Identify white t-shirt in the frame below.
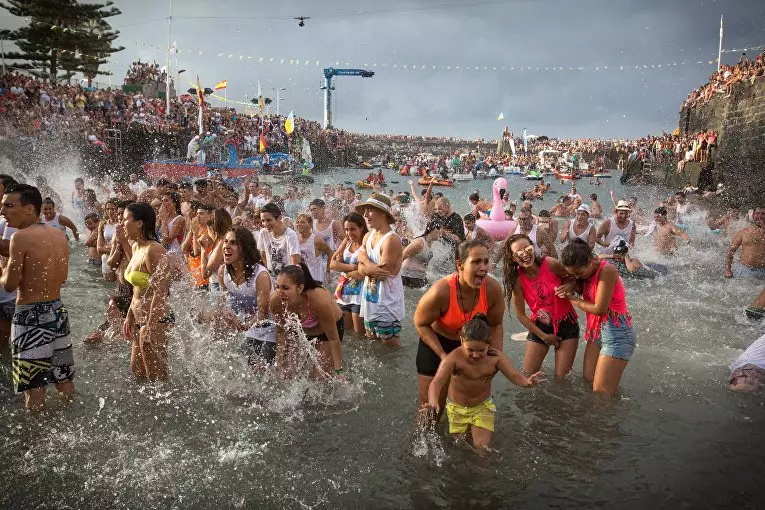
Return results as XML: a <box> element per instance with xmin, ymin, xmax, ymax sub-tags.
<box><xmin>257</xmin><ymin>227</ymin><xmax>300</xmax><ymax>278</ymax></box>
<box><xmin>129</xmin><ymin>180</ymin><xmax>148</xmax><ymax>195</ymax></box>
<box><xmin>730</xmin><ymin>334</ymin><xmax>765</xmax><ymax>371</ymax></box>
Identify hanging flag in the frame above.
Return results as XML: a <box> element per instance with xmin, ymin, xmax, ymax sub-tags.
<box><xmin>257</xmin><ymin>81</ymin><xmax>264</xmax><ymax>110</ymax></box>
<box><xmin>259</xmin><ymin>133</ymin><xmax>268</xmax><ymax>153</ymax></box>
<box><xmin>497</xmin><ymin>113</ymin><xmax>504</xmax><ymax>121</ymax></box>
<box><xmin>215</xmin><ymin>80</ymin><xmax>227</xmax><ymax>90</ymax></box>
<box><xmin>170</xmin><ymin>40</ymin><xmax>177</xmax><ymax>54</ymax></box>
<box><xmin>284</xmin><ymin>110</ymin><xmax>295</xmax><ymax>135</ymax></box>
<box><xmin>196</xmin><ymin>75</ymin><xmax>204</xmax><ymax>104</ymax></box>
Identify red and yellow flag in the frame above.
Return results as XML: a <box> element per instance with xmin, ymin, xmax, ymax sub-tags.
<box><xmin>215</xmin><ymin>80</ymin><xmax>227</xmax><ymax>90</ymax></box>
<box><xmin>259</xmin><ymin>133</ymin><xmax>267</xmax><ymax>153</ymax></box>
<box><xmin>196</xmin><ymin>75</ymin><xmax>204</xmax><ymax>105</ymax></box>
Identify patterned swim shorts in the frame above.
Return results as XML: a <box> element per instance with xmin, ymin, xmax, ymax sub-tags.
<box><xmin>363</xmin><ymin>320</ymin><xmax>402</xmax><ymax>341</ymax></box>
<box><xmin>12</xmin><ymin>299</ymin><xmax>74</xmax><ymax>393</ymax></box>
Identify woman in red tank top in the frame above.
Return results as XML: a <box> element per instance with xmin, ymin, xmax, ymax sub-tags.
<box><xmin>558</xmin><ymin>239</ymin><xmax>635</xmax><ymax>397</ymax></box>
<box><xmin>502</xmin><ymin>234</ymin><xmax>580</xmax><ymax>379</ymax></box>
<box><xmin>413</xmin><ymin>239</ymin><xmax>505</xmax><ymax>414</ymax></box>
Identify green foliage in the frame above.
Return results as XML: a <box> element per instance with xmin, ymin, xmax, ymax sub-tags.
<box><xmin>0</xmin><ymin>0</ymin><xmax>124</xmax><ymax>83</ymax></box>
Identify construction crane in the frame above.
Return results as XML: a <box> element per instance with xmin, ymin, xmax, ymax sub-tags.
<box><xmin>321</xmin><ymin>67</ymin><xmax>374</xmax><ymax>129</ymax></box>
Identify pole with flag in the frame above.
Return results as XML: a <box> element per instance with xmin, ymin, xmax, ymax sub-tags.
<box><xmin>284</xmin><ymin>110</ymin><xmax>295</xmax><ymax>135</ymax></box>
<box><xmin>717</xmin><ymin>14</ymin><xmax>723</xmax><ymax>72</ymax></box>
<box><xmin>196</xmin><ymin>75</ymin><xmax>204</xmax><ymax>135</ymax></box>
<box><xmin>257</xmin><ymin>81</ymin><xmax>264</xmax><ymax>113</ymax></box>
<box><xmin>215</xmin><ymin>80</ymin><xmax>228</xmax><ymax>107</ymax></box>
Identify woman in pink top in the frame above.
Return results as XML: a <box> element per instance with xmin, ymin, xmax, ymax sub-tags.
<box><xmin>502</xmin><ymin>234</ymin><xmax>580</xmax><ymax>378</ymax></box>
<box><xmin>557</xmin><ymin>239</ymin><xmax>635</xmax><ymax>397</ymax></box>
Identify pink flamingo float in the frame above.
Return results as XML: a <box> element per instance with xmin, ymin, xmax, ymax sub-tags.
<box><xmin>476</xmin><ymin>177</ymin><xmax>517</xmax><ymax>240</ymax></box>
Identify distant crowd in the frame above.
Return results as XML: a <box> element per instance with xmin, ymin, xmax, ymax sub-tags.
<box><xmin>683</xmin><ymin>50</ymin><xmax>765</xmax><ymax>109</ymax></box>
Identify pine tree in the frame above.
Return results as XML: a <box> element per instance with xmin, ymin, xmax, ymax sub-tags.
<box><xmin>0</xmin><ymin>0</ymin><xmax>123</xmax><ymax>83</ymax></box>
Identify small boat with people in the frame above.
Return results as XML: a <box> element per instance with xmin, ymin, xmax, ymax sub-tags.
<box><xmin>418</xmin><ymin>176</ymin><xmax>454</xmax><ymax>187</ymax></box>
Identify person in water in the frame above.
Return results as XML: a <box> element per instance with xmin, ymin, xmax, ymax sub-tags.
<box><xmin>295</xmin><ymin>213</ymin><xmax>334</xmax><ymax>285</ymax></box>
<box><xmin>40</xmin><ymin>198</ymin><xmax>79</xmax><ymax>241</ymax></box>
<box><xmin>746</xmin><ymin>287</ymin><xmax>765</xmax><ymax>323</ymax></box>
<box><xmin>414</xmin><ymin>239</ymin><xmax>505</xmax><ymax>416</ymax></box>
<box><xmin>557</xmin><ymin>239</ymin><xmax>636</xmax><ymax>397</ymax></box>
<box><xmin>216</xmin><ymin>227</ymin><xmax>275</xmax><ymax>365</ymax></box>
<box><xmin>729</xmin><ymin>333</ymin><xmax>765</xmax><ymax>392</ymax></box>
<box><xmin>503</xmin><ymin>234</ymin><xmax>580</xmax><ymax>378</ymax></box>
<box><xmin>121</xmin><ymin>202</ymin><xmax>173</xmax><ymax>382</ymax></box>
<box><xmin>647</xmin><ymin>206</ymin><xmax>690</xmax><ymax>256</ymax></box>
<box><xmin>1</xmin><ymin>184</ymin><xmax>72</xmax><ymax>411</ymax></box>
<box><xmin>724</xmin><ymin>206</ymin><xmax>765</xmax><ymax>280</ymax></box>
<box><xmin>330</xmin><ymin>213</ymin><xmax>368</xmax><ymax>336</ymax></box>
<box><xmin>596</xmin><ymin>200</ymin><xmax>636</xmax><ymax>254</ymax></box>
<box><xmin>270</xmin><ymin>263</ymin><xmax>344</xmax><ymax>380</ymax></box>
<box><xmin>600</xmin><ymin>240</ymin><xmax>667</xmax><ymax>279</ymax></box>
<box><xmin>357</xmin><ymin>193</ymin><xmax>405</xmax><ymax>346</ymax></box>
<box><xmin>420</xmin><ymin>315</ymin><xmax>543</xmax><ymax>449</ymax></box>
<box><xmin>401</xmin><ymin>226</ymin><xmax>439</xmax><ymax>289</ymax></box>
<box><xmin>560</xmin><ymin>204</ymin><xmax>596</xmax><ymax>249</ymax></box>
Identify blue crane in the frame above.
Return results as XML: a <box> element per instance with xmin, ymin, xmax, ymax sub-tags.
<box><xmin>322</xmin><ymin>67</ymin><xmax>375</xmax><ymax>129</ymax></box>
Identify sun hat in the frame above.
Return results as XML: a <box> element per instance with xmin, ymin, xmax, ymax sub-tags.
<box><xmin>356</xmin><ymin>192</ymin><xmax>395</xmax><ymax>223</ymax></box>
<box><xmin>576</xmin><ymin>204</ymin><xmax>591</xmax><ymax>214</ymax></box>
<box><xmin>615</xmin><ymin>200</ymin><xmax>632</xmax><ymax>211</ymax></box>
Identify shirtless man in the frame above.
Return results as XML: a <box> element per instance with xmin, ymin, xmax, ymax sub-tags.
<box><xmin>0</xmin><ymin>184</ymin><xmax>72</xmax><ymax>411</ymax></box>
<box><xmin>596</xmin><ymin>200</ymin><xmax>637</xmax><ymax>254</ymax></box>
<box><xmin>725</xmin><ymin>207</ymin><xmax>765</xmax><ymax>280</ymax></box>
<box><xmin>589</xmin><ymin>193</ymin><xmax>602</xmax><ymax>219</ymax></box>
<box><xmin>649</xmin><ymin>206</ymin><xmax>690</xmax><ymax>255</ymax></box>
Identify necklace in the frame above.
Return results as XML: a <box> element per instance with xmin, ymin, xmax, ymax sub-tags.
<box><xmin>456</xmin><ymin>277</ymin><xmax>479</xmax><ymax>325</ymax></box>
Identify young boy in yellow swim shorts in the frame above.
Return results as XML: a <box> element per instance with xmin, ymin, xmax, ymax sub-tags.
<box><xmin>421</xmin><ymin>314</ymin><xmax>544</xmax><ymax>449</ymax></box>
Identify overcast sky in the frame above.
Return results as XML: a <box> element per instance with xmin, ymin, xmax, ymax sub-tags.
<box><xmin>2</xmin><ymin>0</ymin><xmax>764</xmax><ymax>138</ymax></box>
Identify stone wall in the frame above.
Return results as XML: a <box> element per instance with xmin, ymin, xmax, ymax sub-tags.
<box><xmin>679</xmin><ymin>79</ymin><xmax>765</xmax><ymax>207</ymax></box>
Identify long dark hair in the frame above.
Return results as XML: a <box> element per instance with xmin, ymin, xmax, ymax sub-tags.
<box><xmin>343</xmin><ymin>212</ymin><xmax>368</xmax><ymax>242</ymax></box>
<box><xmin>163</xmin><ymin>191</ymin><xmax>182</xmax><ymax>216</ymax></box>
<box><xmin>560</xmin><ymin>238</ymin><xmax>595</xmax><ymax>268</ymax></box>
<box><xmin>212</xmin><ymin>208</ymin><xmax>232</xmax><ymax>238</ymax></box>
<box><xmin>126</xmin><ymin>201</ymin><xmax>158</xmax><ymax>241</ymax></box>
<box><xmin>454</xmin><ymin>238</ymin><xmax>490</xmax><ymax>270</ymax></box>
<box><xmin>225</xmin><ymin>226</ymin><xmax>262</xmax><ymax>281</ymax></box>
<box><xmin>279</xmin><ymin>263</ymin><xmax>320</xmax><ymax>292</ymax></box>
<box><xmin>501</xmin><ymin>234</ymin><xmax>543</xmax><ymax>309</ymax></box>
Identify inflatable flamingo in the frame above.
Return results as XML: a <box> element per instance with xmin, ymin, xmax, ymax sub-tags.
<box><xmin>476</xmin><ymin>177</ymin><xmax>517</xmax><ymax>240</ymax></box>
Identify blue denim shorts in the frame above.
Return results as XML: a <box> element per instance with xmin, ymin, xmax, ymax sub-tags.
<box><xmin>597</xmin><ymin>315</ymin><xmax>636</xmax><ymax>361</ymax></box>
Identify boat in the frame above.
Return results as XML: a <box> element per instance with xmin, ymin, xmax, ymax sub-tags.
<box><xmin>554</xmin><ymin>171</ymin><xmax>580</xmax><ymax>180</ymax></box>
<box><xmin>502</xmin><ymin>166</ymin><xmax>523</xmax><ymax>175</ymax></box>
<box><xmin>356</xmin><ymin>181</ymin><xmax>375</xmax><ymax>189</ymax></box>
<box><xmin>418</xmin><ymin>177</ymin><xmax>454</xmax><ymax>187</ymax></box>
<box><xmin>525</xmin><ymin>171</ymin><xmax>543</xmax><ymax>181</ymax></box>
<box><xmin>144</xmin><ymin>142</ymin><xmax>305</xmax><ymax>183</ymax></box>
<box><xmin>450</xmin><ymin>173</ymin><xmax>474</xmax><ymax>181</ymax></box>
<box><xmin>593</xmin><ymin>173</ymin><xmax>612</xmax><ymax>178</ymax></box>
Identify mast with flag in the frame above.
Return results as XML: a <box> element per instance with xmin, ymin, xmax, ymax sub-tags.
<box><xmin>215</xmin><ymin>79</ymin><xmax>228</xmax><ymax>106</ymax></box>
<box><xmin>196</xmin><ymin>75</ymin><xmax>204</xmax><ymax>135</ymax></box>
<box><xmin>257</xmin><ymin>81</ymin><xmax>264</xmax><ymax>113</ymax></box>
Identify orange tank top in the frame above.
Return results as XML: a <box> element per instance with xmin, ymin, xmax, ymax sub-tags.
<box><xmin>435</xmin><ymin>273</ymin><xmax>489</xmax><ymax>337</ymax></box>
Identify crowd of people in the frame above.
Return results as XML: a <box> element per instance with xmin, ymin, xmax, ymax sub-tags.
<box><xmin>123</xmin><ymin>61</ymin><xmax>169</xmax><ymax>87</ymax></box>
<box><xmin>0</xmin><ymin>166</ymin><xmax>761</xmax><ymax>452</ymax></box>
<box><xmin>683</xmin><ymin>50</ymin><xmax>765</xmax><ymax>109</ymax></box>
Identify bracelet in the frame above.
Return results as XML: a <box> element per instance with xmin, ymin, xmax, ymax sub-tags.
<box><xmin>334</xmin><ymin>368</ymin><xmax>344</xmax><ymax>375</ymax></box>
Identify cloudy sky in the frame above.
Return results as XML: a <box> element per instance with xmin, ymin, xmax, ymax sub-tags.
<box><xmin>3</xmin><ymin>0</ymin><xmax>764</xmax><ymax>138</ymax></box>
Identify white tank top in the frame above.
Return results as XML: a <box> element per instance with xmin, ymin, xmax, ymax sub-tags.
<box><xmin>568</xmin><ymin>220</ymin><xmax>592</xmax><ymax>243</ymax></box>
<box><xmin>514</xmin><ymin>224</ymin><xmax>542</xmax><ymax>256</ymax></box>
<box><xmin>602</xmin><ymin>217</ymin><xmax>634</xmax><ymax>251</ymax></box>
<box><xmin>103</xmin><ymin>222</ymin><xmax>116</xmax><ymax>244</ymax></box>
<box><xmin>299</xmin><ymin>233</ymin><xmax>325</xmax><ymax>283</ymax></box>
<box><xmin>223</xmin><ymin>264</ymin><xmax>275</xmax><ymax>342</ymax></box>
<box><xmin>361</xmin><ymin>229</ymin><xmax>405</xmax><ymax>323</ymax></box>
<box><xmin>0</xmin><ymin>219</ymin><xmax>17</xmax><ymax>303</ymax></box>
<box><xmin>313</xmin><ymin>219</ymin><xmax>335</xmax><ymax>250</ymax></box>
<box><xmin>43</xmin><ymin>213</ymin><xmax>66</xmax><ymax>233</ymax></box>
<box><xmin>166</xmin><ymin>215</ymin><xmax>183</xmax><ymax>254</ymax></box>
<box><xmin>465</xmin><ymin>226</ymin><xmax>478</xmax><ymax>240</ymax></box>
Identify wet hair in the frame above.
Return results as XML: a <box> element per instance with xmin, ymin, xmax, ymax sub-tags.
<box><xmin>84</xmin><ymin>212</ymin><xmax>100</xmax><ymax>223</ymax></box>
<box><xmin>6</xmin><ymin>183</ymin><xmax>42</xmax><ymax>216</ymax></box>
<box><xmin>279</xmin><ymin>263</ymin><xmax>320</xmax><ymax>291</ymax></box>
<box><xmin>455</xmin><ymin>238</ymin><xmax>490</xmax><ymax>266</ymax></box>
<box><xmin>156</xmin><ymin>178</ymin><xmax>171</xmax><ymax>188</ymax></box>
<box><xmin>433</xmin><ymin>192</ymin><xmax>444</xmax><ymax>199</ymax></box>
<box><xmin>539</xmin><ymin>210</ymin><xmax>551</xmax><ymax>218</ymax></box>
<box><xmin>179</xmin><ymin>181</ymin><xmax>193</xmax><ymax>190</ymax></box>
<box><xmin>589</xmin><ymin>193</ymin><xmax>598</xmax><ymax>200</ymax></box>
<box><xmin>343</xmin><ymin>212</ymin><xmax>368</xmax><ymax>239</ymax></box>
<box><xmin>559</xmin><ymin>238</ymin><xmax>595</xmax><ymax>268</ymax></box>
<box><xmin>469</xmin><ymin>192</ymin><xmax>480</xmax><ymax>202</ymax></box>
<box><xmin>126</xmin><ymin>201</ymin><xmax>158</xmax><ymax>241</ymax></box>
<box><xmin>212</xmin><ymin>208</ymin><xmax>233</xmax><ymax>238</ymax></box>
<box><xmin>42</xmin><ymin>197</ymin><xmax>55</xmax><ymax>207</ymax></box>
<box><xmin>463</xmin><ymin>213</ymin><xmax>476</xmax><ymax>222</ymax></box>
<box><xmin>194</xmin><ymin>179</ymin><xmax>208</xmax><ymax>190</ymax></box>
<box><xmin>163</xmin><ymin>191</ymin><xmax>182</xmax><ymax>216</ymax></box>
<box><xmin>675</xmin><ymin>191</ymin><xmax>685</xmax><ymax>197</ymax></box>
<box><xmin>613</xmin><ymin>239</ymin><xmax>629</xmax><ymax>255</ymax></box>
<box><xmin>295</xmin><ymin>212</ymin><xmax>313</xmax><ymax>227</ymax></box>
<box><xmin>225</xmin><ymin>226</ymin><xmax>262</xmax><ymax>281</ymax></box>
<box><xmin>261</xmin><ymin>202</ymin><xmax>282</xmax><ymax>219</ymax></box>
<box><xmin>655</xmin><ymin>206</ymin><xmax>668</xmax><ymax>216</ymax></box>
<box><xmin>460</xmin><ymin>314</ymin><xmax>491</xmax><ymax>344</ymax></box>
<box><xmin>197</xmin><ymin>202</ymin><xmax>215</xmax><ymax>212</ymax></box>
<box><xmin>74</xmin><ymin>177</ymin><xmax>84</xmax><ymax>184</ymax></box>
<box><xmin>309</xmin><ymin>198</ymin><xmax>326</xmax><ymax>208</ymax></box>
<box><xmin>501</xmin><ymin>233</ymin><xmax>542</xmax><ymax>306</ymax></box>
<box><xmin>0</xmin><ymin>174</ymin><xmax>17</xmax><ymax>188</ymax></box>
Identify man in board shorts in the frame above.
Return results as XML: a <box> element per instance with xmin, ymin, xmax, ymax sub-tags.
<box><xmin>0</xmin><ymin>184</ymin><xmax>72</xmax><ymax>410</ymax></box>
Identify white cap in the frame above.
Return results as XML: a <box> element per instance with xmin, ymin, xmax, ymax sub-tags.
<box><xmin>576</xmin><ymin>204</ymin><xmax>591</xmax><ymax>214</ymax></box>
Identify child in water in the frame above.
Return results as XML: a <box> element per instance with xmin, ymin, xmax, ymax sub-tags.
<box><xmin>420</xmin><ymin>315</ymin><xmax>544</xmax><ymax>449</ymax></box>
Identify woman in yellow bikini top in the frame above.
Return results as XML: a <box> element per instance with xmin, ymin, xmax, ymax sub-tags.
<box><xmin>121</xmin><ymin>202</ymin><xmax>171</xmax><ymax>383</ymax></box>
